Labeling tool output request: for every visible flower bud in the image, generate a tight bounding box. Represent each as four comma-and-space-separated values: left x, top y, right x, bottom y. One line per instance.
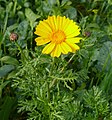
10, 32, 18, 41
84, 31, 91, 37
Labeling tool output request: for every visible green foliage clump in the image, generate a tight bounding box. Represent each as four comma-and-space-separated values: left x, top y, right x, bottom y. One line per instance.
12, 54, 111, 120
0, 0, 112, 119
83, 86, 110, 120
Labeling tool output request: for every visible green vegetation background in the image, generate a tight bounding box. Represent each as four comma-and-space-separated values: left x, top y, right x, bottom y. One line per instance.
0, 0, 112, 120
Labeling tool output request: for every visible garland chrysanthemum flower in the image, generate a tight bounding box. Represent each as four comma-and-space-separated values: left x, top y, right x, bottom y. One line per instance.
34, 15, 81, 57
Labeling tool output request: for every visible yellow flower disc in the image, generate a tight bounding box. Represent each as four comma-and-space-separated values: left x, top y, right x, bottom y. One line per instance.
34, 15, 81, 57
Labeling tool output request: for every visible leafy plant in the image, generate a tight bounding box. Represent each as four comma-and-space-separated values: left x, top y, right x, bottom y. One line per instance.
83, 86, 110, 120
0, 0, 112, 119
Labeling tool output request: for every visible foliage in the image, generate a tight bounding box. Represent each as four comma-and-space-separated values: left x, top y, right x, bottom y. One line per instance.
0, 0, 112, 119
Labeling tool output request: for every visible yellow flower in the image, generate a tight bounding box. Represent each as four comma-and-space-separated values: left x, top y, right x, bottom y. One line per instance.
34, 15, 81, 57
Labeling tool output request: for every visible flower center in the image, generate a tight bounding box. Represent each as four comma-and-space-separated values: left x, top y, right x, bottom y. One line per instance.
51, 30, 66, 44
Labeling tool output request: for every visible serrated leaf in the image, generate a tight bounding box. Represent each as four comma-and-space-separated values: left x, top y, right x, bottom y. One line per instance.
0, 56, 19, 66
0, 65, 15, 78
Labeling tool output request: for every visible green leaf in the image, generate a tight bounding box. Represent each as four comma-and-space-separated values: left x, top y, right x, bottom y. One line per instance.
63, 7, 77, 19
0, 81, 10, 98
61, 0, 72, 7
0, 81, 10, 90
17, 20, 29, 48
89, 41, 112, 71
108, 0, 112, 5
7, 70, 17, 79
97, 41, 112, 71
6, 2, 13, 13
7, 23, 18, 31
25, 8, 40, 29
0, 56, 19, 66
48, 0, 56, 5
0, 65, 15, 78
0, 96, 16, 120
100, 62, 112, 93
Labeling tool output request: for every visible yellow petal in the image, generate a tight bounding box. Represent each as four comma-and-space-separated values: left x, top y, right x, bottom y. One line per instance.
59, 16, 66, 30
56, 16, 65, 30
66, 37, 81, 44
47, 16, 57, 31
56, 15, 61, 30
35, 22, 52, 34
66, 41, 80, 52
64, 23, 79, 36
39, 20, 52, 32
34, 29, 50, 38
62, 18, 71, 30
51, 44, 61, 57
66, 28, 81, 38
59, 44, 66, 54
42, 42, 55, 54
60, 42, 72, 54
53, 15, 57, 30
35, 37, 50, 45
34, 20, 52, 37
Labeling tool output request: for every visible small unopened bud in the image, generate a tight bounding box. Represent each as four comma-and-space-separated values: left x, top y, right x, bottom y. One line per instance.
10, 32, 18, 41
84, 31, 91, 37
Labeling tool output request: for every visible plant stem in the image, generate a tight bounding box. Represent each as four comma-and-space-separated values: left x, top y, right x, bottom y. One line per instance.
2, 12, 8, 54
47, 58, 55, 100
49, 57, 55, 76
60, 54, 75, 73
14, 41, 27, 62
13, 0, 17, 16
3, 12, 8, 34
49, 54, 75, 89
47, 82, 50, 101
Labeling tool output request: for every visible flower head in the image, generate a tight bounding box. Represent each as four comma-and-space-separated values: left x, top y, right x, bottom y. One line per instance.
34, 15, 81, 57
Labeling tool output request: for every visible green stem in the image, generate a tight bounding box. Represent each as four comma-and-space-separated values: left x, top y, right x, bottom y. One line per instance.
47, 58, 55, 100
0, 80, 3, 98
14, 41, 27, 62
31, 31, 33, 50
3, 12, 8, 54
56, 0, 60, 6
60, 54, 75, 73
3, 12, 8, 33
49, 57, 55, 76
47, 82, 50, 101
49, 78, 57, 90
13, 0, 17, 16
